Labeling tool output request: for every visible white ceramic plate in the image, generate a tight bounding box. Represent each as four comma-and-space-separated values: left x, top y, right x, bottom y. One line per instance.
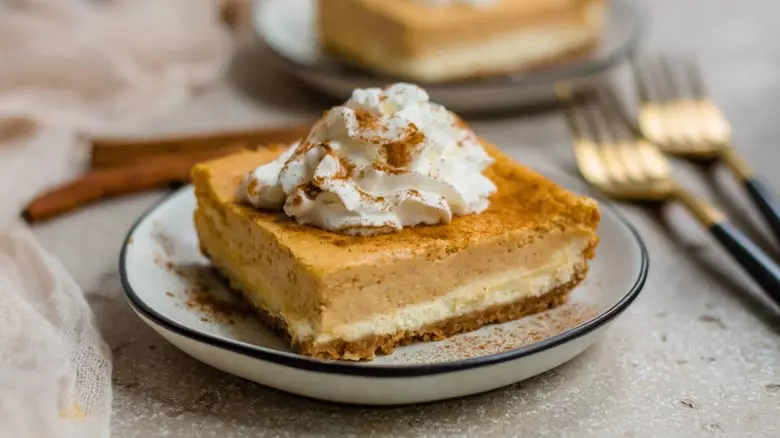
120, 167, 647, 405
252, 0, 643, 113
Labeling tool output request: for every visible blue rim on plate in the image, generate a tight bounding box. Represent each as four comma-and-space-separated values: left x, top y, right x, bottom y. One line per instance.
254, 0, 644, 89
120, 187, 648, 378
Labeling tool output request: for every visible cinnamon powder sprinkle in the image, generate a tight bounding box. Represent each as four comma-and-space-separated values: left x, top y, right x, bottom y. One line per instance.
372, 161, 408, 175
289, 193, 303, 207
382, 141, 410, 168
177, 267, 254, 325
154, 255, 175, 271
301, 182, 322, 199
320, 141, 334, 153
185, 294, 253, 325
381, 123, 425, 169
337, 223, 398, 235
338, 154, 356, 178
354, 110, 381, 131
444, 304, 598, 359
288, 139, 322, 162
246, 178, 259, 196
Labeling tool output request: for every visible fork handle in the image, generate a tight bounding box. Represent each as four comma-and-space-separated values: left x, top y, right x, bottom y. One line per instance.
721, 148, 780, 246
744, 177, 780, 246
709, 222, 780, 304
677, 190, 780, 304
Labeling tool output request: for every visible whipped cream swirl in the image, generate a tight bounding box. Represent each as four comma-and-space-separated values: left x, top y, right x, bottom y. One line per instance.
239, 83, 496, 236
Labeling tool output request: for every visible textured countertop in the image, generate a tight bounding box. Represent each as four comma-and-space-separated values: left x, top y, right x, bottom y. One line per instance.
31, 1, 780, 436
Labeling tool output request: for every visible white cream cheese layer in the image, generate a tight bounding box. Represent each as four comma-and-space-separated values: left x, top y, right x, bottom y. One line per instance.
383, 27, 595, 82
289, 237, 591, 344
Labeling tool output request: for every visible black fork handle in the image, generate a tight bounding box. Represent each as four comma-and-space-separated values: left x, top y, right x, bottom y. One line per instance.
721, 148, 780, 247
744, 177, 780, 247
677, 189, 780, 306
709, 222, 780, 305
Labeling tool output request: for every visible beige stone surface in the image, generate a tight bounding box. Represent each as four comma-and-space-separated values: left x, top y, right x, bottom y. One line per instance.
31, 0, 780, 436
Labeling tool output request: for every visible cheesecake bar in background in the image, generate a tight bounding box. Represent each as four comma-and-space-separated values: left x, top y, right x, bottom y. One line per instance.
318, 0, 606, 82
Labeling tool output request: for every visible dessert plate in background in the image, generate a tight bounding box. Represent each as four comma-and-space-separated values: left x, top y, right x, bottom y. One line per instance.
120, 165, 648, 405
253, 0, 643, 113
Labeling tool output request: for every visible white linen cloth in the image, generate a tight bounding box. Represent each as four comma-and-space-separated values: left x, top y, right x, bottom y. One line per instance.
0, 0, 234, 436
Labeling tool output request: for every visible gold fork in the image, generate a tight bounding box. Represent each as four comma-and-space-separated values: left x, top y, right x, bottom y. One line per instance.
633, 55, 780, 246
561, 87, 780, 303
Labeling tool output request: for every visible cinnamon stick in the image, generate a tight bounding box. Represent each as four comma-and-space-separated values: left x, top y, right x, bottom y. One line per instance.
90, 123, 311, 169
24, 143, 247, 223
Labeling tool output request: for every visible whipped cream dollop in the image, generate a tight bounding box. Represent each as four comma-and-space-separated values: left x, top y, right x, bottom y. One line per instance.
239, 83, 496, 236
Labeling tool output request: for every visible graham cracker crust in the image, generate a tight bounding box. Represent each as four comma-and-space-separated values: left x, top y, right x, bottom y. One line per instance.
301, 269, 586, 360
326, 41, 597, 84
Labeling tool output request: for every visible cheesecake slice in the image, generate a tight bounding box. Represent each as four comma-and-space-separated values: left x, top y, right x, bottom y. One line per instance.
318, 0, 606, 82
192, 142, 599, 360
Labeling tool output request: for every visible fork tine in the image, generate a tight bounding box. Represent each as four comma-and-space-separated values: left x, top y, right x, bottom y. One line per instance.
636, 57, 667, 103
560, 93, 583, 136
663, 55, 712, 149
564, 85, 674, 194
579, 98, 608, 143
597, 86, 654, 182
633, 57, 675, 150
651, 55, 697, 150
636, 140, 672, 180
683, 56, 707, 99
631, 59, 652, 104
658, 55, 680, 102
576, 93, 633, 185
561, 94, 612, 187
662, 54, 705, 100
598, 85, 636, 139
634, 54, 731, 157
560, 89, 587, 137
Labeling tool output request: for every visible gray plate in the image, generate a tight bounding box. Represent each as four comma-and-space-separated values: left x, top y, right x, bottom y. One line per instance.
253, 0, 643, 113
120, 166, 647, 405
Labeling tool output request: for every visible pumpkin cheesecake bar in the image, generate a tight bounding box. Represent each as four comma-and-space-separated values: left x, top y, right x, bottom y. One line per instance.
318, 0, 606, 82
192, 84, 599, 360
